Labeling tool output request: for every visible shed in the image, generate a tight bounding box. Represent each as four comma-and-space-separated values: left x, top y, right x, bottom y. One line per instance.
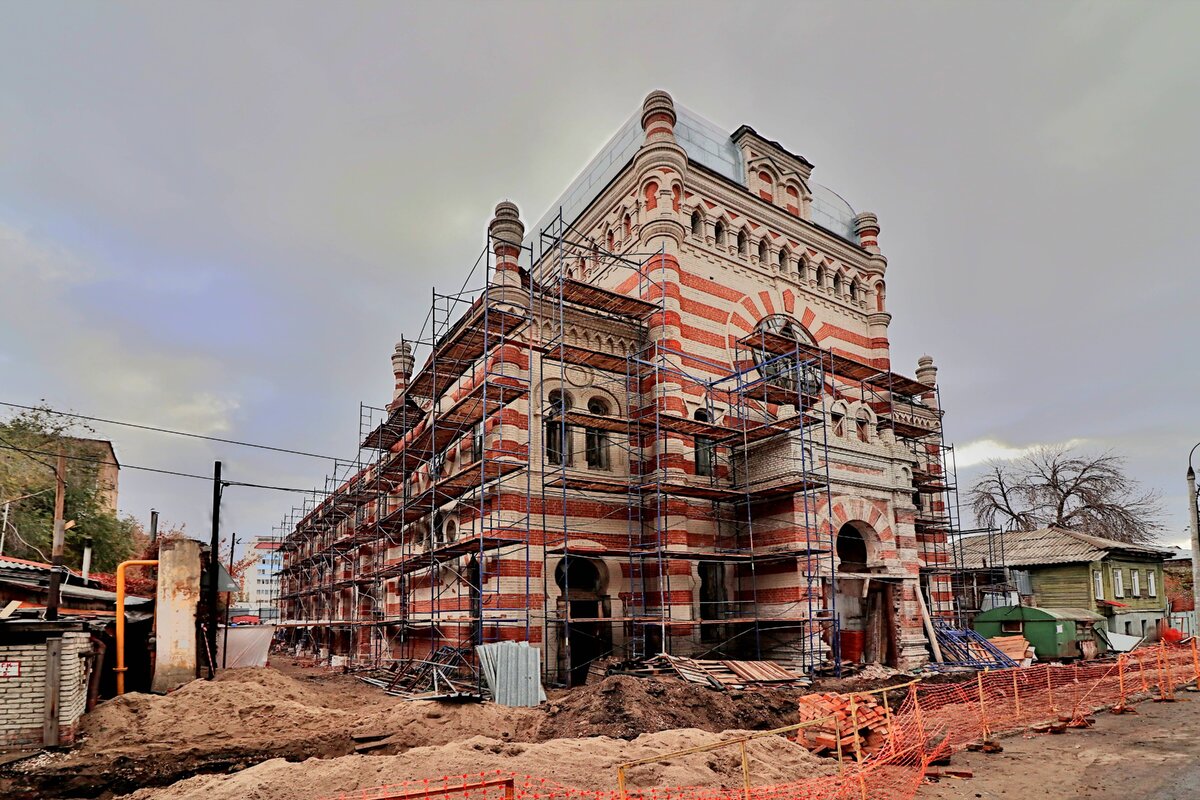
973, 605, 1106, 660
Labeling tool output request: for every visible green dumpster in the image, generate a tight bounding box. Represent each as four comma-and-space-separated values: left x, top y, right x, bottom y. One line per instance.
973, 605, 1106, 660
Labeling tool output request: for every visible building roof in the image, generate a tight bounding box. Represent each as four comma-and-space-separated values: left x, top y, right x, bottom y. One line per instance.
0, 555, 54, 572
253, 541, 280, 551
957, 527, 1173, 570
525, 99, 858, 258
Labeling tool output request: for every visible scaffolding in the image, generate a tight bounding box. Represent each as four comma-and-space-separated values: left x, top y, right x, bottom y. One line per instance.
276, 205, 1000, 683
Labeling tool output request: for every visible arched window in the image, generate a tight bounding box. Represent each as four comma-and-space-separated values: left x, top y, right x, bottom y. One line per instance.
749, 314, 821, 395
545, 390, 573, 466
875, 281, 886, 312
737, 230, 748, 257
833, 272, 844, 296
694, 407, 715, 477
815, 265, 826, 288
606, 228, 614, 251
757, 239, 769, 264
778, 247, 791, 273
587, 397, 609, 415
585, 397, 611, 470
714, 221, 726, 247
624, 213, 632, 237
643, 181, 659, 211
856, 410, 871, 442
690, 210, 703, 238
850, 279, 860, 303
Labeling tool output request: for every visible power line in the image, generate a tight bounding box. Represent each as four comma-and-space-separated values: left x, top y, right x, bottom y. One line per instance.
0, 442, 320, 495
0, 432, 58, 472
0, 401, 345, 462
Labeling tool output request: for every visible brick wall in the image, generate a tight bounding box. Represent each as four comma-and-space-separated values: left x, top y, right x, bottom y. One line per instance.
0, 631, 91, 750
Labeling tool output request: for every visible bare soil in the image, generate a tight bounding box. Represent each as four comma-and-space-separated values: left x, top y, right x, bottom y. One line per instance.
0, 660, 817, 799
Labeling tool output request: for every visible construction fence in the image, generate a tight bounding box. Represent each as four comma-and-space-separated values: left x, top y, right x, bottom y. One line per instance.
319, 641, 1200, 800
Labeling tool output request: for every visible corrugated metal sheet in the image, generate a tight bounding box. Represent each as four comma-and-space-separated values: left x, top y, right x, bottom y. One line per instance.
957, 527, 1171, 569
476, 641, 546, 707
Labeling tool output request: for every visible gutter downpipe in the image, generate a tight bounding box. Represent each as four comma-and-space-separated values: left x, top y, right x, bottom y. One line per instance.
116, 559, 159, 695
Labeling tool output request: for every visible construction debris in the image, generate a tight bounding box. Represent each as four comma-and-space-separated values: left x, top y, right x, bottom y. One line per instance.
356, 646, 481, 701
928, 622, 1018, 671
795, 692, 891, 755
610, 654, 811, 690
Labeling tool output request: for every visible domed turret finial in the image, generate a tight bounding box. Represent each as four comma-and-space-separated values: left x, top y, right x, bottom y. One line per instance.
641, 90, 677, 142
488, 200, 524, 287
853, 212, 880, 253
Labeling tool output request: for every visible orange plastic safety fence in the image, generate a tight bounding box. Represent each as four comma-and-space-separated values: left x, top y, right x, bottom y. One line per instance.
318, 643, 1199, 800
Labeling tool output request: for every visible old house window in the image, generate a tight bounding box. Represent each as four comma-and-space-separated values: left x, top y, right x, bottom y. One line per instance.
714, 221, 727, 247
584, 397, 610, 470
1113, 568, 1125, 598
737, 230, 748, 257
1093, 569, 1104, 600
1131, 569, 1141, 597
690, 210, 703, 238
1148, 570, 1157, 597
545, 390, 573, 466
693, 408, 715, 478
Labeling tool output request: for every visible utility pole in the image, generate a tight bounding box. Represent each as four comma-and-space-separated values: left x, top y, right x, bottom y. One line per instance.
150, 509, 159, 545
45, 447, 67, 621
0, 501, 9, 557
207, 461, 223, 679
222, 532, 237, 668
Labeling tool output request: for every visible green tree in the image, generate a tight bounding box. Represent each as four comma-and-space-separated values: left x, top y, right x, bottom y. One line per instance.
0, 404, 138, 571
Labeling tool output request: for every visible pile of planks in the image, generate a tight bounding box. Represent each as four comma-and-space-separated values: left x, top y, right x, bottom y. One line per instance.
795, 692, 890, 755
986, 635, 1032, 662
620, 653, 812, 690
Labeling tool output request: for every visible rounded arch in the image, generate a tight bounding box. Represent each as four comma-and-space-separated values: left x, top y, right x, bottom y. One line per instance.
778, 245, 791, 273
874, 280, 886, 312
689, 208, 703, 238
554, 556, 609, 595
713, 217, 728, 247
736, 228, 749, 257
836, 523, 869, 572
642, 179, 659, 211
757, 238, 769, 264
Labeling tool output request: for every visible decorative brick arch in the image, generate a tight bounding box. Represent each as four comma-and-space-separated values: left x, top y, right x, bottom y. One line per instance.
724, 287, 819, 371
827, 497, 897, 564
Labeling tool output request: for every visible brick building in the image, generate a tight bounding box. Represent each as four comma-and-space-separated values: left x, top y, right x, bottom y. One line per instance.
279, 91, 959, 682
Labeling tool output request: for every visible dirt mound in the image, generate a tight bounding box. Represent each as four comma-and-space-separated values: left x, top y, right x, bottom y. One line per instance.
80, 668, 357, 753
118, 728, 836, 800
537, 675, 805, 740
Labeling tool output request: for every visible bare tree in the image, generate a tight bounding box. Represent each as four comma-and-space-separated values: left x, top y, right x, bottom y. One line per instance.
968, 446, 1164, 543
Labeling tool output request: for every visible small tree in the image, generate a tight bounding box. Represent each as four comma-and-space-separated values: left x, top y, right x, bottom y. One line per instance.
0, 404, 139, 569
968, 446, 1164, 543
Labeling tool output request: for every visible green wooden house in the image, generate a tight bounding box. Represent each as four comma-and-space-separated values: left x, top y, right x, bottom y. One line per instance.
956, 527, 1171, 638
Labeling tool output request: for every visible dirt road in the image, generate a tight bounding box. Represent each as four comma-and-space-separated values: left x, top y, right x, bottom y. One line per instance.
921, 693, 1200, 800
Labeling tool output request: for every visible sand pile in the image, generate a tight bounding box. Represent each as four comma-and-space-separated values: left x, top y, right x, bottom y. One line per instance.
537, 676, 804, 740
118, 728, 836, 800
80, 668, 359, 754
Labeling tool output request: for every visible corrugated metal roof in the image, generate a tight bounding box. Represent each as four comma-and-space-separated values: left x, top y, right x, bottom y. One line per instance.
957, 527, 1172, 569
0, 555, 53, 572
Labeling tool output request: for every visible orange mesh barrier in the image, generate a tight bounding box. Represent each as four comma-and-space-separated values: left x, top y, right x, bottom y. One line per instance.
318, 642, 1199, 800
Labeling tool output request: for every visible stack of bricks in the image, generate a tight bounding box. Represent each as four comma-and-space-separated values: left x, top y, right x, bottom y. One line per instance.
0, 631, 91, 750
795, 691, 890, 755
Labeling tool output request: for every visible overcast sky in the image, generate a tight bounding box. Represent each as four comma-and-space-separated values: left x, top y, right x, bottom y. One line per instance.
1, 1, 1197, 553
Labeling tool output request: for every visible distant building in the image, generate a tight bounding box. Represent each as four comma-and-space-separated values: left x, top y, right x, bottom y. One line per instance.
1163, 546, 1195, 635
65, 437, 120, 515
244, 537, 281, 621
958, 527, 1172, 639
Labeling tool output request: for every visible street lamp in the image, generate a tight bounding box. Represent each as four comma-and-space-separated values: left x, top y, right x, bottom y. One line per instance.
1187, 443, 1200, 633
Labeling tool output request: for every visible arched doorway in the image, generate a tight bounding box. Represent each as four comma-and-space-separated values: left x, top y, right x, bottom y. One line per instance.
555, 557, 613, 686
835, 522, 897, 666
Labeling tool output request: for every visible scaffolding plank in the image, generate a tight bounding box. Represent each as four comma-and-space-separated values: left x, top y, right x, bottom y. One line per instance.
542, 344, 629, 374
405, 305, 527, 400
558, 278, 659, 319
379, 458, 526, 527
